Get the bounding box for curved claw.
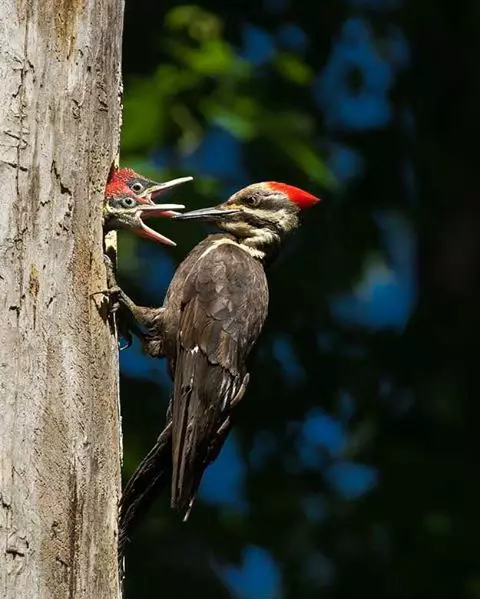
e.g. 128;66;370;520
119;331;133;351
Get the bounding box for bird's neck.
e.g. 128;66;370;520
218;213;298;263
240;229;281;262
206;230;274;262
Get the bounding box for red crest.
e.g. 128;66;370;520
266;182;320;209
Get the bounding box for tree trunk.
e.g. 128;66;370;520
0;2;124;598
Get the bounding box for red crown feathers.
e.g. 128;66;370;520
112;167;138;183
106;168;151;202
266;182;320;209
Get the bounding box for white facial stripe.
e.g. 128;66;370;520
222;221;276;242
222;221;275;248
247;228;277;246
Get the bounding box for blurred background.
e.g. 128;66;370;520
118;0;480;597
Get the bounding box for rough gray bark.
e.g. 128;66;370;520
0;2;124;598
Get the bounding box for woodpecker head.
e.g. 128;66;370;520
104;179;187;246
174;182;320;257
112;167;193;202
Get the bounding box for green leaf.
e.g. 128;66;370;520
274;53;314;85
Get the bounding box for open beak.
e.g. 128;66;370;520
172;206;241;222
136;203;185;246
147;176;194;202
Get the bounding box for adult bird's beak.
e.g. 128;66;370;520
148;176;194;202
172;206;241;222
136;203;185;246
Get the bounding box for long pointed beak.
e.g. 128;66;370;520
138;204;185;217
172;206;241;222
136;203;186;246
148;176;194;201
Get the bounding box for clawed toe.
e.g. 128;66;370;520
119;330;133;351
90;286;122;316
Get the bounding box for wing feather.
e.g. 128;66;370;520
170;242;268;516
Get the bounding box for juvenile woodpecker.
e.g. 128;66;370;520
112;166;193;203
103;176;189;246
102;174;191;352
114;182;320;552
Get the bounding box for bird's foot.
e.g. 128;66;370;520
90;255;135;350
94;255;161;351
90;255;122;307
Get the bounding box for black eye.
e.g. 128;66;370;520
131;182;144;193
120;196;137;208
244;196;257;207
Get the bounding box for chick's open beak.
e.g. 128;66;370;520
148;176;194;201
136;203;185;246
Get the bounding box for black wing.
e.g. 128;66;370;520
171;242;268;517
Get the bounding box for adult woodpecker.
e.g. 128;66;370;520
114;181;320;552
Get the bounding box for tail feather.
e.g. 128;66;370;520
118;371;251;559
170;346;208;514
118;422;172;563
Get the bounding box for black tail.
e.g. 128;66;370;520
118;373;249;563
118;421;172;564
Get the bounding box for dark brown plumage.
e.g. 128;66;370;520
115;181;320;557
170;238;267;516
